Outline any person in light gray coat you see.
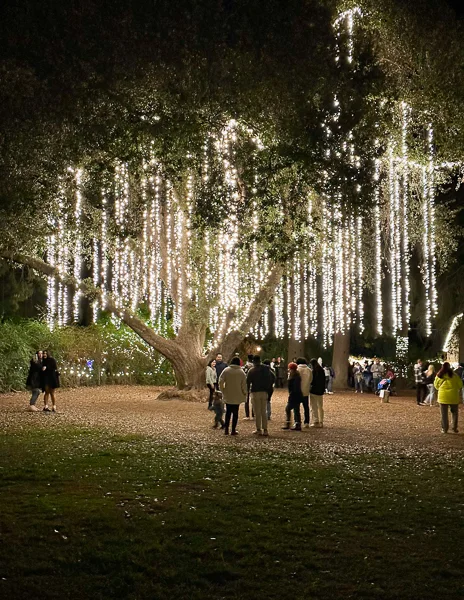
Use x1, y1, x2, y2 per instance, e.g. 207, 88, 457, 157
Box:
219, 357, 248, 436
206, 359, 217, 409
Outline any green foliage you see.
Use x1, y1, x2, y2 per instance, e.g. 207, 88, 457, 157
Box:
0, 319, 174, 392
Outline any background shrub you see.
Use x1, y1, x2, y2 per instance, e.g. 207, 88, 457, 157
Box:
0, 317, 174, 392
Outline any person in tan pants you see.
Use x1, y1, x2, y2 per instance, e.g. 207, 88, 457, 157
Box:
246, 355, 273, 436
309, 358, 326, 427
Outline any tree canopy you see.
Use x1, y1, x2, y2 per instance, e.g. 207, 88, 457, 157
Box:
0, 0, 463, 385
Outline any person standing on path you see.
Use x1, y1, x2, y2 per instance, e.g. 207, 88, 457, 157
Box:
26, 351, 43, 412
309, 358, 326, 428
206, 360, 217, 410
262, 359, 276, 421
41, 350, 60, 412
434, 362, 463, 434
219, 356, 248, 435
371, 359, 384, 394
296, 358, 312, 427
282, 362, 304, 431
353, 362, 364, 393
424, 365, 436, 406
275, 357, 285, 388
243, 354, 254, 420
214, 354, 228, 390
414, 359, 427, 405
246, 355, 273, 436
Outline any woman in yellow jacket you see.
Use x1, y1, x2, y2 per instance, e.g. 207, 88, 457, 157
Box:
434, 362, 463, 434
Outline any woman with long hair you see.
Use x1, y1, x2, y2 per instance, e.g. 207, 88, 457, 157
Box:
206, 359, 217, 410
424, 364, 436, 406
26, 351, 43, 412
282, 362, 303, 431
434, 362, 463, 433
41, 350, 60, 412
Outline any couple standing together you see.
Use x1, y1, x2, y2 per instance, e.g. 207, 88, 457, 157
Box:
283, 358, 325, 431
218, 355, 274, 436
26, 351, 60, 412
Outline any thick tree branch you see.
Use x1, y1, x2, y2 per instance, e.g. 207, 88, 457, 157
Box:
0, 251, 180, 361
208, 263, 284, 361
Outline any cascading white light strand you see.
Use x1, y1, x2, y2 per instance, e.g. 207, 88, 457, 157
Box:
401, 103, 411, 331
356, 214, 364, 332
422, 165, 432, 336
47, 233, 57, 329
101, 191, 108, 310
428, 125, 438, 319
73, 169, 83, 321
373, 158, 383, 334
443, 313, 463, 352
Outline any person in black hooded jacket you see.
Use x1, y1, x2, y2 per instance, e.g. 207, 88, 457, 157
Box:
42, 350, 60, 412
26, 351, 43, 412
282, 362, 303, 431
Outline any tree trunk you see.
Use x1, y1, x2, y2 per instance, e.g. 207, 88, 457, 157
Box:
170, 348, 207, 390
287, 338, 304, 363
459, 317, 464, 364
332, 331, 350, 390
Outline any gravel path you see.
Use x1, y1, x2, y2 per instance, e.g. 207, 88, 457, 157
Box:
1, 386, 463, 457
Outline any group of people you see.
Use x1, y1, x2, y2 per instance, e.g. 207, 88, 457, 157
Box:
205, 353, 328, 436
415, 359, 463, 433
25, 351, 60, 412
351, 358, 394, 394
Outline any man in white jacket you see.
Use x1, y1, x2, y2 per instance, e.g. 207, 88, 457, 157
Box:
296, 358, 313, 428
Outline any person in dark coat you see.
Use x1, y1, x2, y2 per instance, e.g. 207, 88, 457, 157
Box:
282, 362, 303, 431
26, 351, 43, 412
263, 359, 276, 420
214, 354, 228, 390
310, 358, 326, 427
42, 350, 60, 412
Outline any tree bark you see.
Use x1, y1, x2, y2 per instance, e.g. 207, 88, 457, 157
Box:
459, 317, 464, 364
332, 331, 350, 390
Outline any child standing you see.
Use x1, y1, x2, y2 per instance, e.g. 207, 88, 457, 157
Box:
212, 390, 225, 429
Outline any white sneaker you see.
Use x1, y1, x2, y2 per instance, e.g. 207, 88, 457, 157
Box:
242, 417, 251, 421
304, 423, 310, 429
27, 405, 39, 412
310, 423, 318, 428
252, 430, 262, 435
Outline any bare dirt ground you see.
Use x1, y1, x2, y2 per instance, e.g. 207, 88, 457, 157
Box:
1, 386, 463, 458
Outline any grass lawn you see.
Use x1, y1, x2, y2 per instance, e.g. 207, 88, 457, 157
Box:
1, 425, 463, 600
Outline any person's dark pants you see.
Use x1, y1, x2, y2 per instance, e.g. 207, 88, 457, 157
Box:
207, 384, 214, 408
302, 396, 309, 424
285, 400, 301, 425
276, 376, 284, 388
213, 404, 224, 428
373, 377, 380, 395
325, 376, 329, 392
225, 404, 239, 433
416, 383, 426, 405
267, 389, 274, 420
440, 403, 459, 433
244, 392, 254, 418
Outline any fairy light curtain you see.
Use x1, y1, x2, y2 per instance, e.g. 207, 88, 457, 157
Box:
46, 8, 448, 348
